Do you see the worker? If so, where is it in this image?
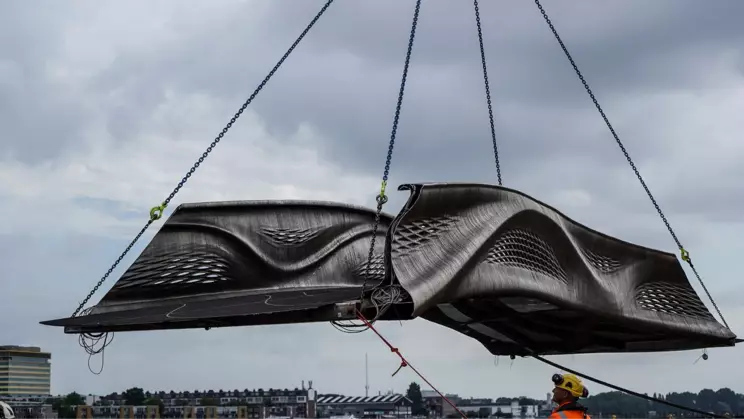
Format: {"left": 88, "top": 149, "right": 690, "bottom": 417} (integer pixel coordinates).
{"left": 549, "top": 373, "right": 591, "bottom": 419}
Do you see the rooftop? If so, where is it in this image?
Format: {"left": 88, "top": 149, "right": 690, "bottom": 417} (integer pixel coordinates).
{"left": 0, "top": 346, "right": 51, "bottom": 358}
{"left": 0, "top": 346, "right": 42, "bottom": 352}
{"left": 317, "top": 394, "right": 408, "bottom": 405}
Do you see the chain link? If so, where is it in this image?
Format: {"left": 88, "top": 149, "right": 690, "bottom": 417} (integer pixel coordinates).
{"left": 533, "top": 0, "right": 729, "bottom": 330}
{"left": 71, "top": 0, "right": 336, "bottom": 317}
{"left": 361, "top": 0, "right": 422, "bottom": 297}
{"left": 163, "top": 0, "right": 335, "bottom": 209}
{"left": 72, "top": 221, "right": 153, "bottom": 317}
{"left": 473, "top": 0, "right": 502, "bottom": 185}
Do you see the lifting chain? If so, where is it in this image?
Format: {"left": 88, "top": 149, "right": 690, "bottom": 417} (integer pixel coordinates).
{"left": 361, "top": 0, "right": 423, "bottom": 298}
{"left": 533, "top": 0, "right": 729, "bottom": 330}
{"left": 533, "top": 354, "right": 725, "bottom": 418}
{"left": 71, "top": 0, "right": 337, "bottom": 318}
{"left": 473, "top": 0, "right": 502, "bottom": 185}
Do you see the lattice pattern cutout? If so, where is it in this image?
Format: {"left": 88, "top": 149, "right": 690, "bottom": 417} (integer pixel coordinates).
{"left": 352, "top": 254, "right": 386, "bottom": 281}
{"left": 114, "top": 249, "right": 231, "bottom": 289}
{"left": 581, "top": 248, "right": 622, "bottom": 273}
{"left": 260, "top": 227, "right": 322, "bottom": 246}
{"left": 484, "top": 228, "right": 568, "bottom": 283}
{"left": 635, "top": 282, "right": 714, "bottom": 320}
{"left": 393, "top": 215, "right": 458, "bottom": 255}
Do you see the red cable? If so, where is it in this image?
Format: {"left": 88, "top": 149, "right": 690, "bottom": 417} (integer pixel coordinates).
{"left": 355, "top": 310, "right": 468, "bottom": 419}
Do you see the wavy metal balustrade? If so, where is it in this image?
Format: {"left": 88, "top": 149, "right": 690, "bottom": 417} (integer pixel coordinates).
{"left": 42, "top": 184, "right": 739, "bottom": 356}
{"left": 42, "top": 201, "right": 397, "bottom": 332}
{"left": 388, "top": 183, "right": 737, "bottom": 355}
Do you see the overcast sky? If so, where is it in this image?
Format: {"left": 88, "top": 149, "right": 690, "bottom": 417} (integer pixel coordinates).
{"left": 1, "top": 0, "right": 743, "bottom": 401}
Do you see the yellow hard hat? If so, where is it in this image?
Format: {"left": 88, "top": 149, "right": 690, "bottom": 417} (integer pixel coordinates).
{"left": 552, "top": 373, "right": 588, "bottom": 398}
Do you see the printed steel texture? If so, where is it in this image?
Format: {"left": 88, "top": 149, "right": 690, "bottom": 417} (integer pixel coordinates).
{"left": 42, "top": 184, "right": 738, "bottom": 355}
{"left": 388, "top": 183, "right": 737, "bottom": 355}
{"left": 42, "top": 200, "right": 392, "bottom": 333}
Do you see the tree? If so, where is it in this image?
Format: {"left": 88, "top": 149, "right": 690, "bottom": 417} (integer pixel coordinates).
{"left": 124, "top": 387, "right": 146, "bottom": 406}
{"left": 406, "top": 382, "right": 426, "bottom": 416}
{"left": 63, "top": 392, "right": 86, "bottom": 406}
{"left": 201, "top": 397, "right": 220, "bottom": 406}
{"left": 144, "top": 397, "right": 165, "bottom": 414}
{"left": 698, "top": 389, "right": 718, "bottom": 413}
{"left": 56, "top": 404, "right": 75, "bottom": 418}
{"left": 716, "top": 388, "right": 739, "bottom": 414}
{"left": 495, "top": 397, "right": 512, "bottom": 404}
{"left": 51, "top": 392, "right": 85, "bottom": 418}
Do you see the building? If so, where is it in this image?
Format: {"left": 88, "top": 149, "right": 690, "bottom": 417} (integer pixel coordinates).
{"left": 422, "top": 390, "right": 461, "bottom": 418}
{"left": 85, "top": 387, "right": 317, "bottom": 418}
{"left": 316, "top": 393, "right": 412, "bottom": 418}
{"left": 421, "top": 391, "right": 546, "bottom": 419}
{"left": 456, "top": 399, "right": 541, "bottom": 418}
{"left": 0, "top": 346, "right": 52, "bottom": 402}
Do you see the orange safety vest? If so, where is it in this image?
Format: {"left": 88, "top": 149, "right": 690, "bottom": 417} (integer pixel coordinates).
{"left": 549, "top": 402, "right": 591, "bottom": 419}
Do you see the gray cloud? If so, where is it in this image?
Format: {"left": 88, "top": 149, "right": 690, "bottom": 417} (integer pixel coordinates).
{"left": 1, "top": 0, "right": 743, "bottom": 400}
{"left": 0, "top": 2, "right": 91, "bottom": 161}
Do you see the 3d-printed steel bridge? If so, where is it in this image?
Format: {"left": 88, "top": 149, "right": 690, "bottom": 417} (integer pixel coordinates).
{"left": 42, "top": 183, "right": 739, "bottom": 356}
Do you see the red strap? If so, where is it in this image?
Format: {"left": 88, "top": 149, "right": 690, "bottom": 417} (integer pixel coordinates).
{"left": 355, "top": 310, "right": 467, "bottom": 419}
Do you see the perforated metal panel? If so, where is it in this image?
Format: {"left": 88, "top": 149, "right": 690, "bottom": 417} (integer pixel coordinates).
{"left": 635, "top": 282, "right": 715, "bottom": 320}
{"left": 393, "top": 215, "right": 458, "bottom": 256}
{"left": 114, "top": 248, "right": 231, "bottom": 289}
{"left": 260, "top": 227, "right": 323, "bottom": 246}
{"left": 581, "top": 248, "right": 623, "bottom": 274}
{"left": 352, "top": 254, "right": 386, "bottom": 281}
{"left": 484, "top": 228, "right": 568, "bottom": 283}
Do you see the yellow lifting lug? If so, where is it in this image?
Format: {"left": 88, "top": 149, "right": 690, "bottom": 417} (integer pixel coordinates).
{"left": 149, "top": 203, "right": 168, "bottom": 221}
{"left": 680, "top": 247, "right": 691, "bottom": 263}
{"left": 376, "top": 180, "right": 389, "bottom": 205}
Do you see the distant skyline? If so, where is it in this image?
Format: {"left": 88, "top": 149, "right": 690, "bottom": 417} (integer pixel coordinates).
{"left": 49, "top": 378, "right": 744, "bottom": 402}
{"left": 1, "top": 0, "right": 742, "bottom": 399}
